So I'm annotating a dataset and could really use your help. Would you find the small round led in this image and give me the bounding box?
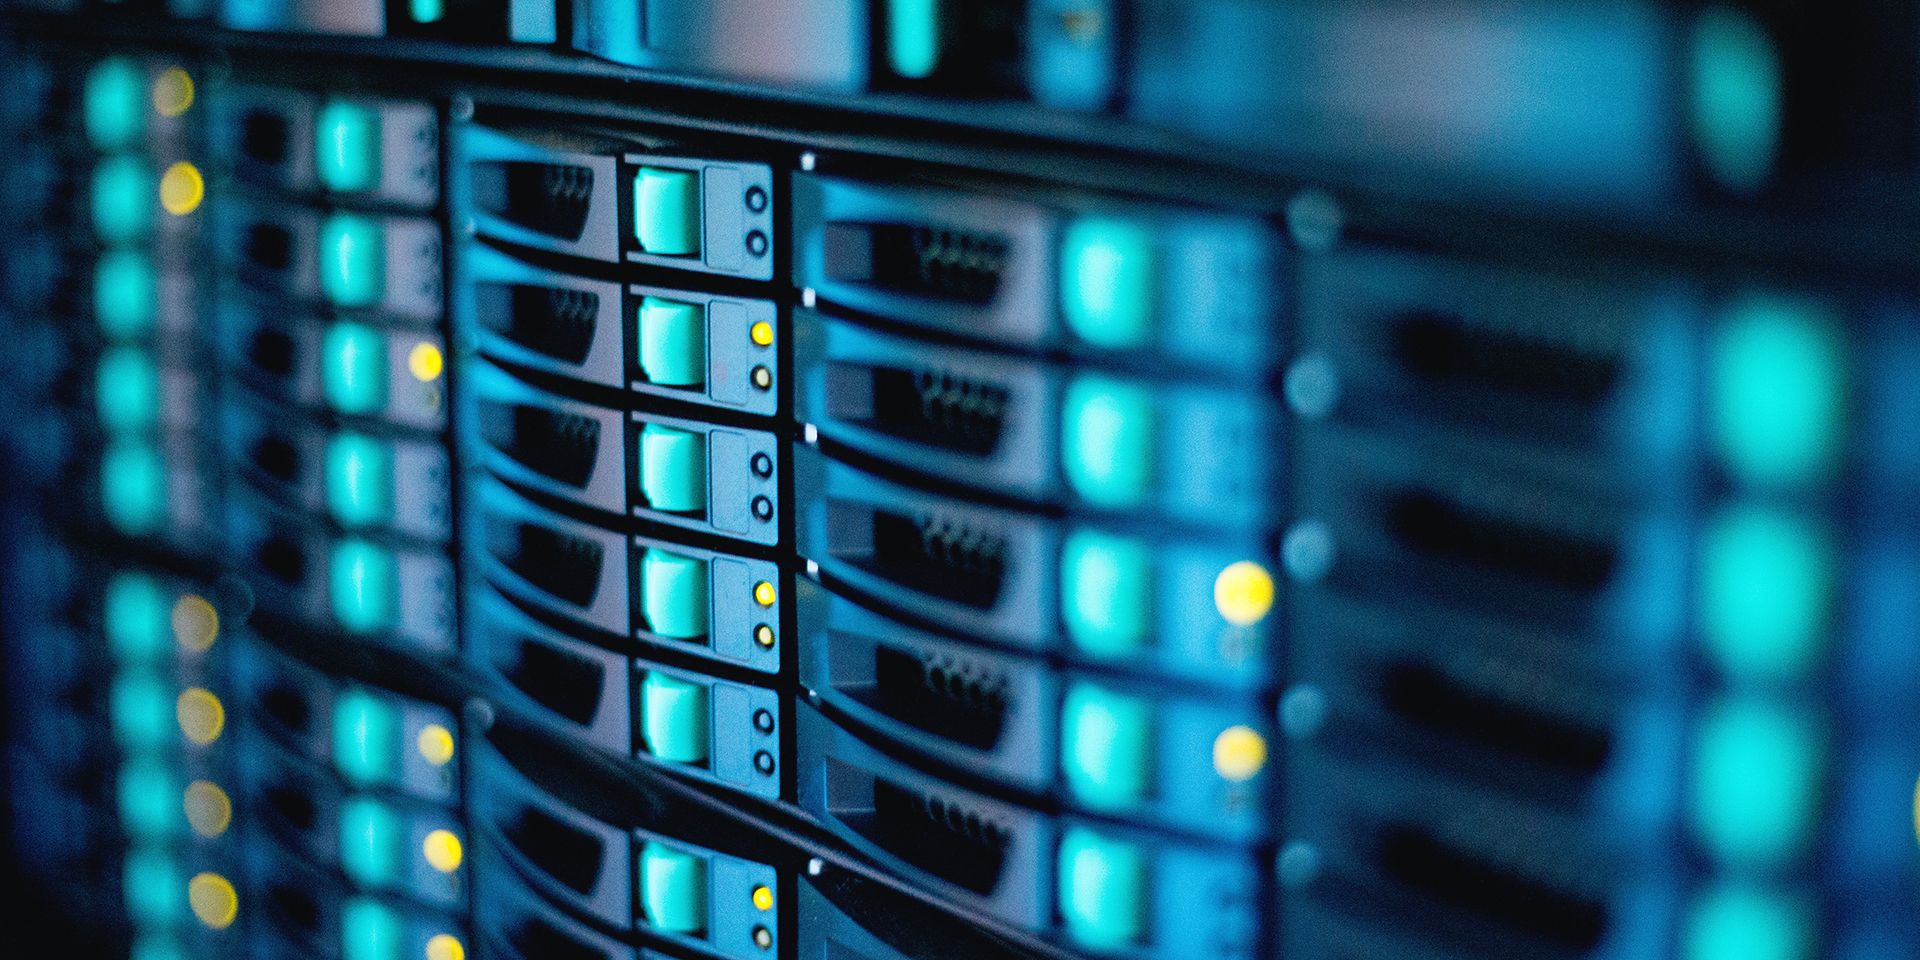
[754,624,775,648]
[408,342,444,382]
[1214,561,1275,627]
[152,68,194,117]
[187,872,238,930]
[751,365,772,390]
[753,581,776,607]
[423,829,463,873]
[176,688,225,746]
[417,724,456,767]
[749,321,774,347]
[159,162,203,216]
[752,885,773,911]
[1212,725,1268,782]
[171,594,219,653]
[752,926,772,950]
[183,780,232,838]
[425,934,465,960]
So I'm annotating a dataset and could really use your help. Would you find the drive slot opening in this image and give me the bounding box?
[1384,487,1616,590]
[872,644,1009,750]
[265,783,316,832]
[502,803,605,896]
[824,221,1008,304]
[832,504,1007,609]
[869,779,1010,895]
[479,400,601,490]
[501,637,604,726]
[1376,825,1606,949]
[487,518,604,608]
[1390,309,1621,406]
[1380,661,1612,774]
[250,434,300,483]
[475,283,598,366]
[247,328,295,378]
[472,161,595,242]
[829,362,1009,455]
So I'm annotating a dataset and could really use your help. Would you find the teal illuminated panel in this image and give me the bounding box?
[333,688,399,788]
[110,672,171,750]
[339,797,404,888]
[323,323,389,416]
[638,296,705,386]
[1697,506,1831,682]
[639,842,708,933]
[326,433,394,528]
[102,439,166,537]
[887,0,939,78]
[1062,376,1155,507]
[1060,218,1155,349]
[635,167,700,255]
[640,549,708,639]
[330,540,397,634]
[342,897,404,960]
[123,848,182,926]
[639,423,706,513]
[1689,8,1782,195]
[316,102,381,193]
[95,250,156,340]
[1709,298,1843,486]
[1060,529,1151,657]
[409,0,444,22]
[1685,882,1811,960]
[95,347,160,434]
[92,156,153,245]
[321,214,386,307]
[84,58,145,152]
[1689,696,1822,868]
[105,571,169,665]
[117,757,178,840]
[1057,826,1147,948]
[1061,682,1152,809]
[640,671,710,764]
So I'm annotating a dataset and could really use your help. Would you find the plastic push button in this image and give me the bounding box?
[1061,218,1155,349]
[117,757,177,840]
[1689,696,1822,868]
[640,549,708,639]
[1710,298,1843,487]
[1060,529,1151,657]
[1062,376,1155,508]
[641,671,710,763]
[638,297,706,386]
[85,58,145,152]
[123,849,182,926]
[106,571,169,664]
[1697,506,1831,683]
[95,250,156,339]
[96,346,159,433]
[331,540,397,634]
[102,439,165,536]
[316,102,380,194]
[339,797,404,888]
[1058,826,1147,948]
[323,323,389,416]
[342,897,404,960]
[321,213,385,308]
[333,688,399,787]
[1061,682,1152,809]
[635,167,700,256]
[92,156,153,244]
[1685,882,1811,960]
[639,841,708,933]
[327,433,394,528]
[639,423,706,513]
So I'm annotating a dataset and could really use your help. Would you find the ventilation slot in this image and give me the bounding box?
[475,283,599,366]
[1381,662,1612,775]
[503,805,606,895]
[874,645,1009,749]
[1384,487,1616,590]
[247,329,295,378]
[265,784,316,832]
[841,508,1007,609]
[260,684,311,735]
[507,918,606,960]
[872,780,1009,895]
[1391,310,1621,406]
[478,401,601,489]
[1377,825,1607,949]
[267,883,319,933]
[246,223,292,271]
[258,538,307,585]
[241,110,289,165]
[474,162,595,242]
[824,222,1008,304]
[250,435,300,483]
[503,638,605,726]
[861,365,1009,455]
[487,519,604,608]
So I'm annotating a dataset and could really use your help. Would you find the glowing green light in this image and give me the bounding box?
[332,688,398,788]
[95,346,160,434]
[104,570,169,665]
[1709,297,1844,486]
[1690,696,1823,868]
[1697,506,1832,682]
[84,58,145,152]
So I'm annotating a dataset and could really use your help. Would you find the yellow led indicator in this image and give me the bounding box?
[752,885,774,911]
[152,68,194,117]
[417,724,456,767]
[183,780,233,838]
[1213,561,1275,627]
[425,934,466,960]
[423,829,463,873]
[176,687,225,746]
[750,321,774,347]
[172,594,219,653]
[159,162,203,216]
[753,581,777,607]
[187,872,238,930]
[754,624,776,648]
[751,365,772,389]
[408,342,444,382]
[1212,725,1268,782]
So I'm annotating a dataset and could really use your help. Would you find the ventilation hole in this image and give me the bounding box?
[871,780,1009,895]
[874,645,1009,749]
